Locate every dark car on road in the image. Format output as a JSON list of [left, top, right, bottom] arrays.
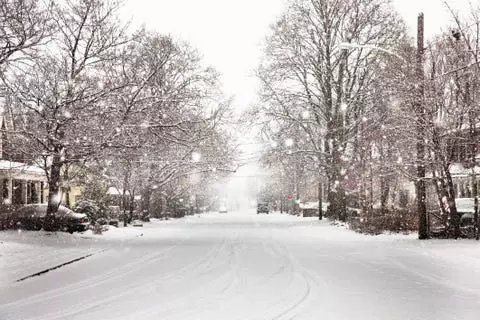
[[257, 203, 269, 214], [12, 204, 90, 233]]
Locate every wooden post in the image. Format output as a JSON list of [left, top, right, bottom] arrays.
[[416, 13, 428, 239]]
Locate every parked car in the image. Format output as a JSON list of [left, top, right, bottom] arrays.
[[108, 219, 120, 227], [12, 204, 90, 233], [456, 198, 478, 226], [257, 203, 269, 214], [132, 220, 144, 227], [219, 206, 228, 214]]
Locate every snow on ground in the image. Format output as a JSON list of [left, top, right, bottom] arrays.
[[1, 211, 479, 319]]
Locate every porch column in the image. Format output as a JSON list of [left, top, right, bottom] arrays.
[[37, 182, 42, 203], [7, 178, 12, 204], [21, 181, 28, 204], [40, 182, 45, 204]]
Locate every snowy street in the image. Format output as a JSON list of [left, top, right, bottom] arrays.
[[1, 212, 480, 320]]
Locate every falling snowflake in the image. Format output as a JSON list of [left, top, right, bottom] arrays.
[[192, 152, 201, 163], [285, 138, 294, 147]]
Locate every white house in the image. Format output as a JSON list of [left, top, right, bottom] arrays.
[[0, 107, 47, 205]]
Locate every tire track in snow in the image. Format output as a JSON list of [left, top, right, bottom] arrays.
[[218, 228, 303, 320], [42, 235, 231, 320], [132, 232, 241, 320], [386, 254, 480, 299], [265, 238, 315, 320], [2, 235, 187, 310]]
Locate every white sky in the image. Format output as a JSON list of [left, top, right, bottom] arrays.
[[120, 0, 287, 110], [121, 0, 471, 114]]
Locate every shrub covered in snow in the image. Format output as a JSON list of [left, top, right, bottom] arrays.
[[73, 199, 108, 224], [0, 205, 21, 230], [348, 209, 417, 235]]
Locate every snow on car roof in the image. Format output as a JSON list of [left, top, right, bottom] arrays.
[[455, 198, 476, 213]]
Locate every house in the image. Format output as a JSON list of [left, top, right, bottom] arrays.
[[0, 109, 47, 205], [105, 187, 141, 212], [299, 201, 331, 217]]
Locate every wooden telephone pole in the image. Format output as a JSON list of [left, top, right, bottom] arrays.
[[416, 13, 428, 239]]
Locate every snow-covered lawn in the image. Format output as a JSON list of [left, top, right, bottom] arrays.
[[1, 212, 479, 319]]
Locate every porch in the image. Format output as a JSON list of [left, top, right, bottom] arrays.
[[0, 160, 47, 205]]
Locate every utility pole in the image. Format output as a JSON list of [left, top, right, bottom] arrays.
[[318, 177, 323, 220], [416, 13, 428, 239]]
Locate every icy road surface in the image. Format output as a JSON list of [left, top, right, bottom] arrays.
[[1, 212, 480, 320]]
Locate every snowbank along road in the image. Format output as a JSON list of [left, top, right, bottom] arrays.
[[1, 211, 480, 320]]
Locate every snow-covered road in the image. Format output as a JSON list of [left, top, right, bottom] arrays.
[[1, 212, 480, 319]]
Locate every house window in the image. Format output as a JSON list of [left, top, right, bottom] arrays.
[[40, 182, 44, 203], [465, 182, 472, 198], [2, 179, 8, 200], [459, 183, 466, 198], [13, 180, 23, 204], [399, 190, 409, 208], [27, 182, 38, 204]]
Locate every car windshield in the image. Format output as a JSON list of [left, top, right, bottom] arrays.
[[1, 1, 480, 319]]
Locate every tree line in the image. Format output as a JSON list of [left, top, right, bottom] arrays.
[[254, 0, 479, 239], [0, 0, 236, 229]]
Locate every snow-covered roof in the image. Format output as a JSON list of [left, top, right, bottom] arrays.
[[0, 160, 46, 180], [449, 163, 480, 178], [107, 187, 141, 200], [107, 187, 121, 195], [299, 202, 318, 209], [456, 198, 476, 213], [299, 201, 329, 210]]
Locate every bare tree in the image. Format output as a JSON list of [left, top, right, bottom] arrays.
[[2, 0, 129, 230], [257, 0, 406, 221], [0, 0, 51, 68]]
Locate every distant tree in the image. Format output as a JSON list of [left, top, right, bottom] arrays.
[[257, 0, 406, 221]]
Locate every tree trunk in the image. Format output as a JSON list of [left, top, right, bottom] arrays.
[[444, 165, 460, 238], [129, 190, 135, 221], [141, 188, 152, 219], [380, 178, 389, 216], [122, 173, 128, 227], [44, 153, 63, 231], [318, 178, 323, 220], [432, 173, 449, 227], [64, 165, 70, 208]]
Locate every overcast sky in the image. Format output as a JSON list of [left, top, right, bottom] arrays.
[[120, 0, 470, 112]]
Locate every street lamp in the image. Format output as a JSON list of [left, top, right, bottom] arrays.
[[338, 42, 407, 63]]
